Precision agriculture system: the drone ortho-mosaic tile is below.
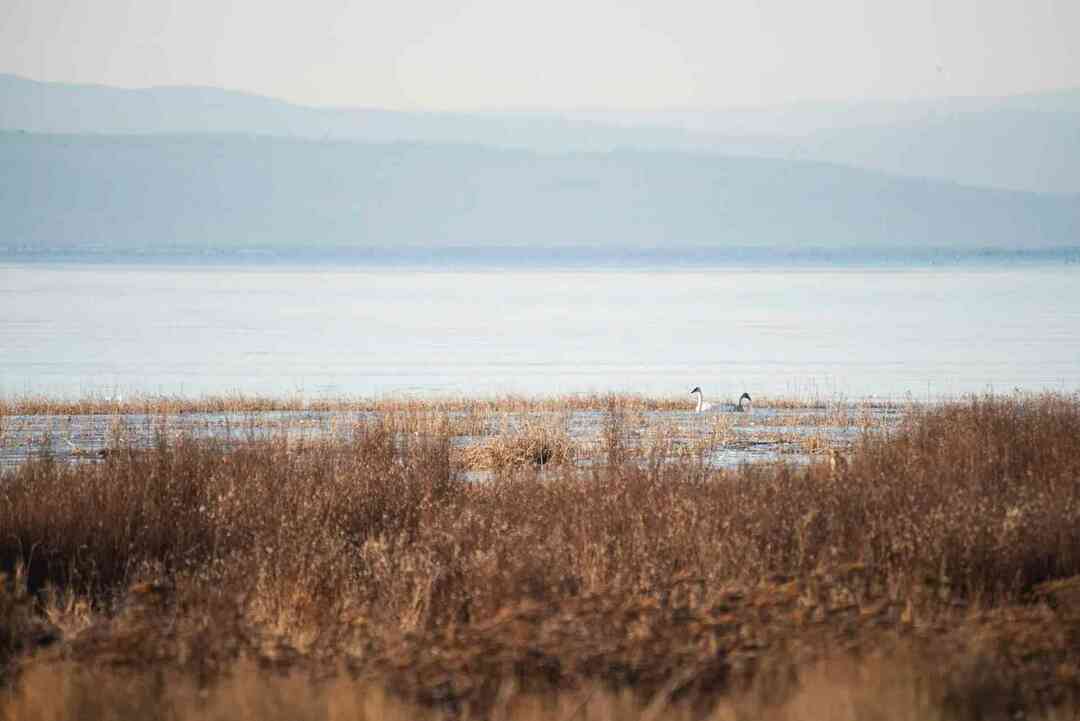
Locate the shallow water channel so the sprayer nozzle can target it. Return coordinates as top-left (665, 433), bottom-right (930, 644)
top-left (0, 405), bottom-right (903, 472)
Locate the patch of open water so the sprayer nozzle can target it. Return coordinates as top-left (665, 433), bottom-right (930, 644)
top-left (2, 262), bottom-right (1077, 399)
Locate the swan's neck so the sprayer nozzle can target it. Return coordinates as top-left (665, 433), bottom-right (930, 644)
top-left (736, 397), bottom-right (744, 411)
top-left (693, 391), bottom-right (704, 412)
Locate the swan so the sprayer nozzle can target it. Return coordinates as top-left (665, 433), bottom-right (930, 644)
top-left (690, 388), bottom-right (752, 413)
top-left (689, 386), bottom-right (713, 412)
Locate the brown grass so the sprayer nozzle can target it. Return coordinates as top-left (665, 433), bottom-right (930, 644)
top-left (2, 393), bottom-right (1080, 719)
top-left (7, 653), bottom-right (1079, 721)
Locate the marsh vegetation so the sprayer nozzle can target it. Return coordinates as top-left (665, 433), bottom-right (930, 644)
top-left (2, 393), bottom-right (1080, 719)
top-left (0, 392), bottom-right (892, 471)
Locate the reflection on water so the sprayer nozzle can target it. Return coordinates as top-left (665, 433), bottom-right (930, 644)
top-left (1, 260), bottom-right (1078, 399)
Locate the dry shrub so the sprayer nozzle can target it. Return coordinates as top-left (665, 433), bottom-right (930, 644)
top-left (847, 393), bottom-right (1080, 598)
top-left (0, 420), bottom-right (459, 629)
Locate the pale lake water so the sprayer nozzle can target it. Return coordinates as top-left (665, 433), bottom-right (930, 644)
top-left (2, 259), bottom-right (1079, 401)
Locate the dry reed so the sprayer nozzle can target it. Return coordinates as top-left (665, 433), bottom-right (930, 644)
top-left (459, 416), bottom-right (575, 471)
top-left (2, 393), bottom-right (1079, 719)
top-left (0, 391), bottom-right (905, 418)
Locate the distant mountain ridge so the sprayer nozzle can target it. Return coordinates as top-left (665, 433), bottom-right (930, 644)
top-left (2, 131), bottom-right (1077, 255)
top-left (2, 73), bottom-right (1079, 193)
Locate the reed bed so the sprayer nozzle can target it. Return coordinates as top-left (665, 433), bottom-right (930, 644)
top-left (0, 391), bottom-right (905, 418)
top-left (1, 395), bottom-right (880, 472)
top-left (2, 393), bottom-right (1080, 719)
top-left (7, 653), bottom-right (1078, 721)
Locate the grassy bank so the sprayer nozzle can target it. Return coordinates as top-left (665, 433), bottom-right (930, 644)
top-left (0, 390), bottom-right (894, 417)
top-left (3, 393), bottom-right (1080, 719)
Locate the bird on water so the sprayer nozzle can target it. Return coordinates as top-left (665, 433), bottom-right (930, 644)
top-left (690, 387), bottom-right (752, 413)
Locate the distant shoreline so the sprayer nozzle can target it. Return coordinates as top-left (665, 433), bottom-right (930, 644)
top-left (5, 390), bottom-right (1073, 418)
top-left (4, 245), bottom-right (1080, 270)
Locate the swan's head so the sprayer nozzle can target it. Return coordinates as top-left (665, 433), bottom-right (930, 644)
top-left (740, 392), bottom-right (752, 403)
top-left (690, 386), bottom-right (702, 396)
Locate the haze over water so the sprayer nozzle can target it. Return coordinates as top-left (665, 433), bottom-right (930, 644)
top-left (2, 258), bottom-right (1077, 401)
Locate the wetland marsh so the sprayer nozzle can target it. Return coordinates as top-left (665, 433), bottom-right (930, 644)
top-left (0, 394), bottom-right (898, 471)
top-left (3, 258), bottom-right (1079, 719)
top-left (3, 392), bottom-right (1080, 720)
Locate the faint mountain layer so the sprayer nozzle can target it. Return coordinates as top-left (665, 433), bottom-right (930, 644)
top-left (2, 132), bottom-right (1077, 254)
top-left (2, 73), bottom-right (1078, 193)
top-left (706, 110), bottom-right (1080, 195)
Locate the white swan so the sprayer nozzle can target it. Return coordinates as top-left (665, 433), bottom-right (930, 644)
top-left (690, 387), bottom-right (752, 413)
top-left (689, 386), bottom-right (713, 412)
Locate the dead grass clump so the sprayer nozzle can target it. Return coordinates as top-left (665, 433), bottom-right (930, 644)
top-left (460, 419), bottom-right (574, 471)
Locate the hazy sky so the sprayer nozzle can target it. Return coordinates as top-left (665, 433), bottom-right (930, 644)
top-left (2, 0), bottom-right (1078, 110)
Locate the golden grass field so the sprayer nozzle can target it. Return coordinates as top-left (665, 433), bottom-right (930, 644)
top-left (3, 392), bottom-right (1080, 720)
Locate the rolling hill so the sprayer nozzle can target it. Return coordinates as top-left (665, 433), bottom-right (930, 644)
top-left (2, 132), bottom-right (1076, 255)
top-left (2, 73), bottom-right (1078, 194)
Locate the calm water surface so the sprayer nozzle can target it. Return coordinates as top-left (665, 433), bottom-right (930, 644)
top-left (2, 261), bottom-right (1077, 400)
